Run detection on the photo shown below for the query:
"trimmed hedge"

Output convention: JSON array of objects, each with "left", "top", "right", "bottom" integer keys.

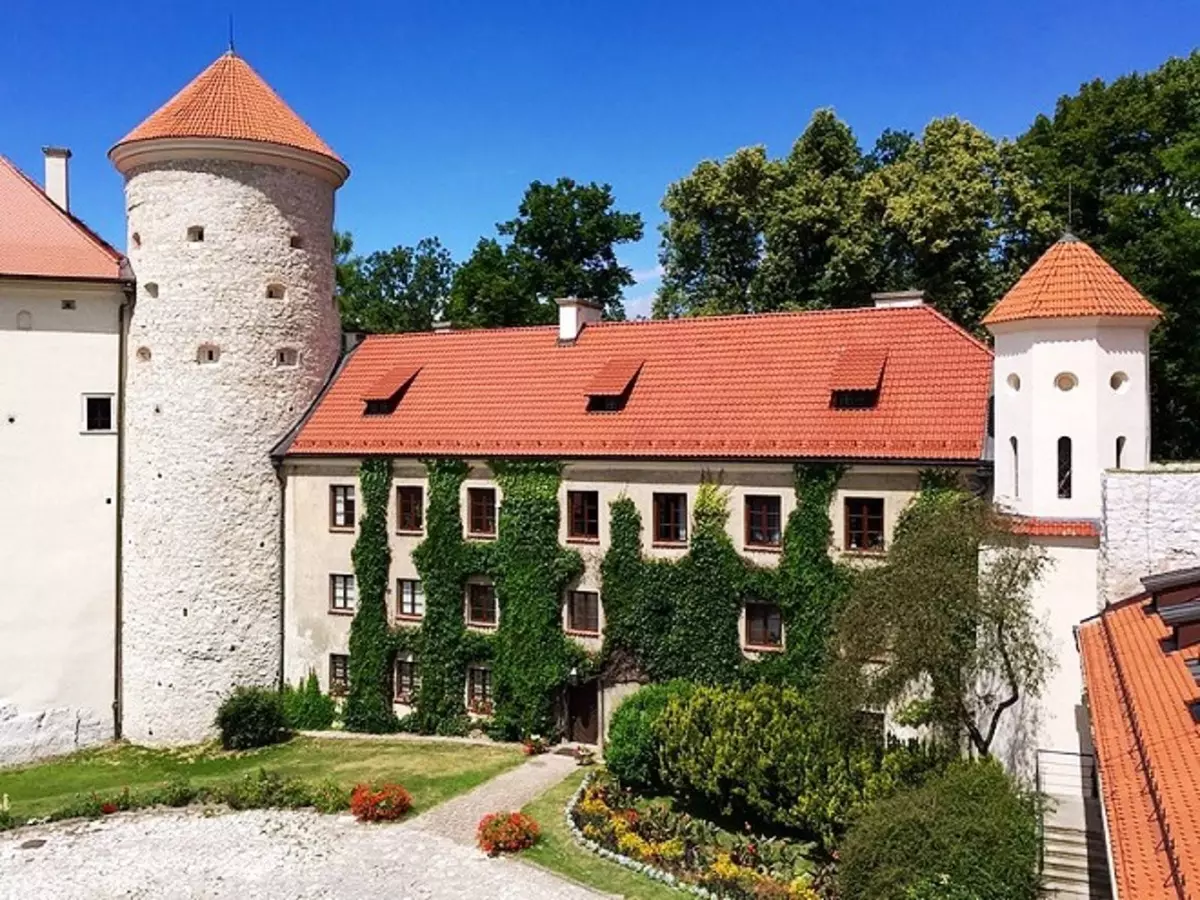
[
  {"left": 604, "top": 680, "right": 694, "bottom": 790},
  {"left": 215, "top": 687, "right": 291, "bottom": 750},
  {"left": 837, "top": 759, "right": 1041, "bottom": 900},
  {"left": 657, "top": 683, "right": 945, "bottom": 848}
]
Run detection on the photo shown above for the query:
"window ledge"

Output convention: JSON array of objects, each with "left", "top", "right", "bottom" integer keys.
[
  {"left": 394, "top": 614, "right": 424, "bottom": 624},
  {"left": 842, "top": 549, "right": 887, "bottom": 558},
  {"left": 566, "top": 537, "right": 601, "bottom": 545},
  {"left": 651, "top": 541, "right": 689, "bottom": 549},
  {"left": 80, "top": 429, "right": 117, "bottom": 436},
  {"left": 328, "top": 608, "right": 355, "bottom": 617},
  {"left": 743, "top": 643, "right": 785, "bottom": 653},
  {"left": 565, "top": 628, "right": 601, "bottom": 638},
  {"left": 396, "top": 529, "right": 424, "bottom": 537},
  {"left": 466, "top": 621, "right": 498, "bottom": 631},
  {"left": 466, "top": 532, "right": 497, "bottom": 541},
  {"left": 745, "top": 543, "right": 782, "bottom": 554},
  {"left": 329, "top": 526, "right": 355, "bottom": 534}
]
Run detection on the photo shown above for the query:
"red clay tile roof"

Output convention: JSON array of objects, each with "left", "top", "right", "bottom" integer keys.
[
  {"left": 0, "top": 155, "right": 125, "bottom": 281},
  {"left": 586, "top": 358, "right": 644, "bottom": 397},
  {"left": 1002, "top": 516, "right": 1100, "bottom": 538},
  {"left": 363, "top": 365, "right": 422, "bottom": 404},
  {"left": 830, "top": 346, "right": 888, "bottom": 392},
  {"left": 1078, "top": 600, "right": 1200, "bottom": 900},
  {"left": 112, "top": 52, "right": 342, "bottom": 164},
  {"left": 982, "top": 235, "right": 1161, "bottom": 326},
  {"left": 284, "top": 305, "right": 993, "bottom": 460}
]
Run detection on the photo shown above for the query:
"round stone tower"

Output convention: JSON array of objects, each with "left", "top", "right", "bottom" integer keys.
[{"left": 110, "top": 52, "right": 348, "bottom": 743}]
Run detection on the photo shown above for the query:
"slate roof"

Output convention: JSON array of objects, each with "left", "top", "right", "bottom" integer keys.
[{"left": 282, "top": 304, "right": 994, "bottom": 461}]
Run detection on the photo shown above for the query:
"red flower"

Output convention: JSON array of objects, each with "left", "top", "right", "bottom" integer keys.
[
  {"left": 350, "top": 783, "right": 413, "bottom": 822},
  {"left": 477, "top": 811, "right": 540, "bottom": 856},
  {"left": 100, "top": 803, "right": 118, "bottom": 815}
]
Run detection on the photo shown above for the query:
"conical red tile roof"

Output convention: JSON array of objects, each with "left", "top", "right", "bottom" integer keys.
[
  {"left": 982, "top": 235, "right": 1161, "bottom": 326},
  {"left": 112, "top": 52, "right": 342, "bottom": 165}
]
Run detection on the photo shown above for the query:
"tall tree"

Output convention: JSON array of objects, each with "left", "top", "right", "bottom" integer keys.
[
  {"left": 336, "top": 233, "right": 455, "bottom": 334},
  {"left": 449, "top": 178, "right": 644, "bottom": 326}
]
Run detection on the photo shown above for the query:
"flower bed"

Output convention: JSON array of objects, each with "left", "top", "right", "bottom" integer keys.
[
  {"left": 477, "top": 811, "right": 541, "bottom": 855},
  {"left": 567, "top": 772, "right": 818, "bottom": 900}
]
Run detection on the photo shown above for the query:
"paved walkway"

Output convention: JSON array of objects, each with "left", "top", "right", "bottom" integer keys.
[{"left": 405, "top": 751, "right": 578, "bottom": 845}]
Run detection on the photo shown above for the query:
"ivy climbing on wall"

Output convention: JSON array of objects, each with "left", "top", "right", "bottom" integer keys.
[{"left": 344, "top": 456, "right": 399, "bottom": 733}]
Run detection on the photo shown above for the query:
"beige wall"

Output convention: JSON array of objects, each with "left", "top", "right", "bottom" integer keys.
[
  {"left": 282, "top": 457, "right": 927, "bottom": 703},
  {"left": 0, "top": 279, "right": 124, "bottom": 743}
]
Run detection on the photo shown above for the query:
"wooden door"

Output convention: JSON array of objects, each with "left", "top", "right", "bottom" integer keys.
[{"left": 567, "top": 681, "right": 599, "bottom": 744}]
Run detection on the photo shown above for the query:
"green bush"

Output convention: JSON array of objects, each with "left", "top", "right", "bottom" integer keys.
[
  {"left": 838, "top": 759, "right": 1041, "bottom": 900},
  {"left": 282, "top": 671, "right": 337, "bottom": 731},
  {"left": 604, "top": 680, "right": 694, "bottom": 790},
  {"left": 657, "top": 683, "right": 944, "bottom": 848},
  {"left": 214, "top": 686, "right": 292, "bottom": 750},
  {"left": 152, "top": 774, "right": 200, "bottom": 807},
  {"left": 216, "top": 768, "right": 314, "bottom": 810}
]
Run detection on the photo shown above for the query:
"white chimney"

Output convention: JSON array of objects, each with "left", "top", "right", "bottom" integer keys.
[
  {"left": 556, "top": 297, "right": 603, "bottom": 342},
  {"left": 871, "top": 289, "right": 925, "bottom": 309},
  {"left": 42, "top": 146, "right": 71, "bottom": 211}
]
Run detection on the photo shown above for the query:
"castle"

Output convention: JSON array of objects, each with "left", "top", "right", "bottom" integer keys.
[{"left": 3, "top": 48, "right": 1199, "bottom": 898}]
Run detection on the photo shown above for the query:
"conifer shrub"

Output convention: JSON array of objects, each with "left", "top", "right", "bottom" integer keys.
[
  {"left": 604, "top": 680, "right": 694, "bottom": 790},
  {"left": 282, "top": 671, "right": 337, "bottom": 730},
  {"left": 214, "top": 686, "right": 292, "bottom": 750},
  {"left": 837, "top": 759, "right": 1041, "bottom": 900}
]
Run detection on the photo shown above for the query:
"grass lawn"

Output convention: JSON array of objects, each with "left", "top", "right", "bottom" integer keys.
[
  {"left": 521, "top": 771, "right": 686, "bottom": 900},
  {"left": 0, "top": 736, "right": 522, "bottom": 820}
]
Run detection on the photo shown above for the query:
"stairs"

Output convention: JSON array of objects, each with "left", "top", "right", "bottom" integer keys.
[{"left": 1037, "top": 750, "right": 1113, "bottom": 899}]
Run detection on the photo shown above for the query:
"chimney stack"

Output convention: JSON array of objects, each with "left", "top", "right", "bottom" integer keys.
[
  {"left": 556, "top": 297, "right": 603, "bottom": 343},
  {"left": 872, "top": 289, "right": 925, "bottom": 309},
  {"left": 42, "top": 146, "right": 71, "bottom": 211}
]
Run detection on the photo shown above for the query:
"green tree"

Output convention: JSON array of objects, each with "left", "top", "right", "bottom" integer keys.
[
  {"left": 338, "top": 237, "right": 454, "bottom": 333},
  {"left": 824, "top": 489, "right": 1053, "bottom": 758},
  {"left": 449, "top": 178, "right": 643, "bottom": 326}
]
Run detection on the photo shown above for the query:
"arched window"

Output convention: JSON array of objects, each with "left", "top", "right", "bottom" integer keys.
[
  {"left": 1057, "top": 437, "right": 1073, "bottom": 499},
  {"left": 265, "top": 283, "right": 286, "bottom": 300},
  {"left": 16, "top": 310, "right": 32, "bottom": 331},
  {"left": 1010, "top": 436, "right": 1019, "bottom": 498},
  {"left": 1116, "top": 435, "right": 1127, "bottom": 469}
]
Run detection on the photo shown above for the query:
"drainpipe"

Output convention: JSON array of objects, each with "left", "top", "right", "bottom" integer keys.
[
  {"left": 113, "top": 282, "right": 133, "bottom": 739},
  {"left": 276, "top": 460, "right": 287, "bottom": 691}
]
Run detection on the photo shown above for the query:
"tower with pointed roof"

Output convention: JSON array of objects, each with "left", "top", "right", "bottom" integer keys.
[{"left": 110, "top": 51, "right": 347, "bottom": 743}]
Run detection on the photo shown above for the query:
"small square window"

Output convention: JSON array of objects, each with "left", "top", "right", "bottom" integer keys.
[
  {"left": 276, "top": 348, "right": 299, "bottom": 367},
  {"left": 466, "top": 582, "right": 498, "bottom": 627},
  {"left": 330, "top": 574, "right": 356, "bottom": 613},
  {"left": 567, "top": 490, "right": 599, "bottom": 541},
  {"left": 330, "top": 485, "right": 355, "bottom": 530},
  {"left": 467, "top": 487, "right": 497, "bottom": 537},
  {"left": 397, "top": 579, "right": 425, "bottom": 619},
  {"left": 566, "top": 590, "right": 601, "bottom": 635},
  {"left": 266, "top": 284, "right": 286, "bottom": 300},
  {"left": 745, "top": 495, "right": 782, "bottom": 548},
  {"left": 329, "top": 654, "right": 349, "bottom": 696},
  {"left": 187, "top": 226, "right": 205, "bottom": 242},
  {"left": 652, "top": 493, "right": 688, "bottom": 545},
  {"left": 845, "top": 497, "right": 885, "bottom": 551},
  {"left": 745, "top": 601, "right": 783, "bottom": 649},
  {"left": 197, "top": 344, "right": 220, "bottom": 364},
  {"left": 61, "top": 299, "right": 76, "bottom": 310},
  {"left": 290, "top": 235, "right": 304, "bottom": 250},
  {"left": 83, "top": 395, "right": 114, "bottom": 433},
  {"left": 397, "top": 486, "right": 424, "bottom": 533}
]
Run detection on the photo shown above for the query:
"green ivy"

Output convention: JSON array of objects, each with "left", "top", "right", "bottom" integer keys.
[{"left": 344, "top": 457, "right": 399, "bottom": 732}]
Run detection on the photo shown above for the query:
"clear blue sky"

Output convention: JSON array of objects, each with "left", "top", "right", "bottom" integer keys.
[{"left": 3, "top": 0, "right": 1197, "bottom": 315}]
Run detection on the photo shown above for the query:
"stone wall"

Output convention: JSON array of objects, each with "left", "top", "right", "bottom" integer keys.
[
  {"left": 0, "top": 699, "right": 106, "bottom": 768},
  {"left": 120, "top": 157, "right": 341, "bottom": 744},
  {"left": 1100, "top": 464, "right": 1200, "bottom": 604}
]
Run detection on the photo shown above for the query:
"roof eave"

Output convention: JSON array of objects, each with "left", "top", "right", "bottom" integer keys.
[{"left": 109, "top": 135, "right": 348, "bottom": 188}]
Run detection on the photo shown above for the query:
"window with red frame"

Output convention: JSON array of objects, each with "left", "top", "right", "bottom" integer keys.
[
  {"left": 745, "top": 601, "right": 783, "bottom": 649},
  {"left": 566, "top": 590, "right": 600, "bottom": 635},
  {"left": 845, "top": 497, "right": 885, "bottom": 551},
  {"left": 745, "top": 495, "right": 782, "bottom": 548},
  {"left": 567, "top": 490, "right": 599, "bottom": 540},
  {"left": 467, "top": 582, "right": 498, "bottom": 627},
  {"left": 397, "top": 486, "right": 424, "bottom": 533},
  {"left": 468, "top": 487, "right": 497, "bottom": 536},
  {"left": 652, "top": 493, "right": 687, "bottom": 544}
]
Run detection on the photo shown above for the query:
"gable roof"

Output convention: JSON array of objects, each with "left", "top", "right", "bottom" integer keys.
[
  {"left": 282, "top": 304, "right": 993, "bottom": 461},
  {"left": 982, "top": 235, "right": 1161, "bottom": 327},
  {"left": 0, "top": 155, "right": 125, "bottom": 281},
  {"left": 112, "top": 52, "right": 342, "bottom": 166},
  {"left": 1078, "top": 593, "right": 1200, "bottom": 900}
]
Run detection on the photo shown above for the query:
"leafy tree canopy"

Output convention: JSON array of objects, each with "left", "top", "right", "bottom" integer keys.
[{"left": 337, "top": 236, "right": 455, "bottom": 333}]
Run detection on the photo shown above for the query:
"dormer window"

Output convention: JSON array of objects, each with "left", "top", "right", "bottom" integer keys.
[
  {"left": 831, "top": 389, "right": 879, "bottom": 409},
  {"left": 586, "top": 358, "right": 643, "bottom": 413},
  {"left": 830, "top": 347, "right": 886, "bottom": 410},
  {"left": 362, "top": 365, "right": 421, "bottom": 416}
]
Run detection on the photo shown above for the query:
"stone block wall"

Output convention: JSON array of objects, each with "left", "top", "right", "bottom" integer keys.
[{"left": 0, "top": 700, "right": 105, "bottom": 768}]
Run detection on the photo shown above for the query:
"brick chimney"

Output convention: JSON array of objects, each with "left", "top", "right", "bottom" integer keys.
[
  {"left": 42, "top": 146, "right": 71, "bottom": 211},
  {"left": 556, "top": 297, "right": 603, "bottom": 343}
]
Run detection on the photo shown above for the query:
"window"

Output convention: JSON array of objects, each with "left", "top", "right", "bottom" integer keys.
[
  {"left": 397, "top": 579, "right": 424, "bottom": 619},
  {"left": 329, "top": 654, "right": 349, "bottom": 696},
  {"left": 1055, "top": 372, "right": 1078, "bottom": 392},
  {"left": 266, "top": 283, "right": 286, "bottom": 299},
  {"left": 290, "top": 235, "right": 304, "bottom": 250},
  {"left": 1006, "top": 373, "right": 1021, "bottom": 392},
  {"left": 83, "top": 395, "right": 114, "bottom": 433},
  {"left": 845, "top": 498, "right": 885, "bottom": 551},
  {"left": 1058, "top": 436, "right": 1073, "bottom": 499},
  {"left": 1116, "top": 435, "right": 1127, "bottom": 469},
  {"left": 745, "top": 601, "right": 783, "bottom": 649},
  {"left": 567, "top": 490, "right": 599, "bottom": 541},
  {"left": 1010, "top": 436, "right": 1019, "bottom": 498},
  {"left": 144, "top": 282, "right": 159, "bottom": 298},
  {"left": 397, "top": 486, "right": 424, "bottom": 533},
  {"left": 467, "top": 582, "right": 498, "bottom": 627},
  {"left": 653, "top": 493, "right": 688, "bottom": 545},
  {"left": 831, "top": 389, "right": 879, "bottom": 409},
  {"left": 187, "top": 226, "right": 204, "bottom": 242},
  {"left": 131, "top": 232, "right": 141, "bottom": 249},
  {"left": 330, "top": 485, "right": 355, "bottom": 529},
  {"left": 275, "top": 348, "right": 298, "bottom": 367},
  {"left": 1110, "top": 371, "right": 1129, "bottom": 393},
  {"left": 394, "top": 658, "right": 420, "bottom": 702},
  {"left": 745, "top": 495, "right": 782, "bottom": 548},
  {"left": 197, "top": 344, "right": 219, "bottom": 364},
  {"left": 467, "top": 665, "right": 493, "bottom": 712},
  {"left": 16, "top": 310, "right": 31, "bottom": 330},
  {"left": 330, "top": 574, "right": 356, "bottom": 613},
  {"left": 468, "top": 487, "right": 497, "bottom": 537},
  {"left": 61, "top": 299, "right": 76, "bottom": 310},
  {"left": 566, "top": 590, "right": 600, "bottom": 635}
]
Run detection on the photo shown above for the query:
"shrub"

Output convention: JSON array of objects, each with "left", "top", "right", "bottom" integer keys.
[
  {"left": 477, "top": 811, "right": 540, "bottom": 855},
  {"left": 605, "top": 680, "right": 694, "bottom": 790},
  {"left": 837, "top": 759, "right": 1041, "bottom": 900},
  {"left": 310, "top": 779, "right": 351, "bottom": 814},
  {"left": 350, "top": 783, "right": 413, "bottom": 822},
  {"left": 657, "top": 683, "right": 946, "bottom": 848},
  {"left": 217, "top": 769, "right": 313, "bottom": 810},
  {"left": 153, "top": 774, "right": 200, "bottom": 808},
  {"left": 215, "top": 686, "right": 291, "bottom": 750},
  {"left": 282, "top": 671, "right": 337, "bottom": 731}
]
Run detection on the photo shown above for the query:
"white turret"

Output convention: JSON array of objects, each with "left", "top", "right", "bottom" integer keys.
[{"left": 109, "top": 52, "right": 347, "bottom": 743}]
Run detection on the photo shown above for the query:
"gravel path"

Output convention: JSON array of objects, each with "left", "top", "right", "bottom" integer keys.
[
  {"left": 407, "top": 752, "right": 578, "bottom": 845},
  {"left": 0, "top": 805, "right": 605, "bottom": 899}
]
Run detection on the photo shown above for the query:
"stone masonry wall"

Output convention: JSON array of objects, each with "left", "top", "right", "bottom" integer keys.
[
  {"left": 120, "top": 158, "right": 341, "bottom": 744},
  {"left": 0, "top": 699, "right": 106, "bottom": 768},
  {"left": 1101, "top": 465, "right": 1200, "bottom": 604}
]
